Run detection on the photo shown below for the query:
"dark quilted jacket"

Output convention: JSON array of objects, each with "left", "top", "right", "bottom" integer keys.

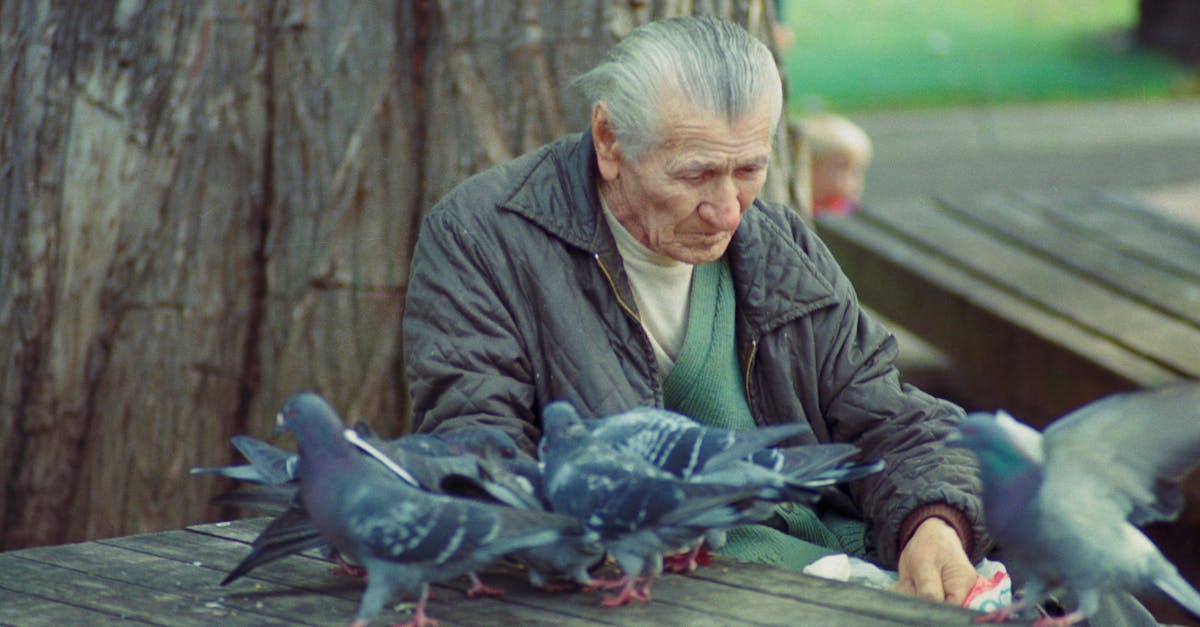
[{"left": 402, "top": 131, "right": 988, "bottom": 567}]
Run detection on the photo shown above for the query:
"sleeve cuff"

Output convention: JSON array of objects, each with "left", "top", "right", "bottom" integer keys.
[{"left": 897, "top": 502, "right": 975, "bottom": 559}]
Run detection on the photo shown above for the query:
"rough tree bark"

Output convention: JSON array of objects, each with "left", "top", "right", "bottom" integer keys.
[{"left": 0, "top": 0, "right": 797, "bottom": 549}]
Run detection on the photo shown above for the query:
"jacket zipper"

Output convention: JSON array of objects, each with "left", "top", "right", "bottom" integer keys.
[
  {"left": 594, "top": 254, "right": 640, "bottom": 322},
  {"left": 744, "top": 337, "right": 759, "bottom": 421}
]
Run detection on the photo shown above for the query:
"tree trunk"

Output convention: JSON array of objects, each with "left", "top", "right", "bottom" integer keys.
[
  {"left": 1137, "top": 0, "right": 1200, "bottom": 64},
  {"left": 0, "top": 0, "right": 796, "bottom": 549}
]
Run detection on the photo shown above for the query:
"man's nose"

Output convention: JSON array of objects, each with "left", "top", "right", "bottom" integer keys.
[{"left": 699, "top": 176, "right": 742, "bottom": 230}]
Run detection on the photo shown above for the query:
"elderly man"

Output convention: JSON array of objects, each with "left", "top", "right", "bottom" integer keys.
[{"left": 403, "top": 16, "right": 985, "bottom": 605}]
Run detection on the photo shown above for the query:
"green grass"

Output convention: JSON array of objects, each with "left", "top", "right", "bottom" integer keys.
[{"left": 780, "top": 0, "right": 1199, "bottom": 113}]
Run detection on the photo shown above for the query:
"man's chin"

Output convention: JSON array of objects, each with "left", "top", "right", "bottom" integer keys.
[{"left": 668, "top": 239, "right": 731, "bottom": 264}]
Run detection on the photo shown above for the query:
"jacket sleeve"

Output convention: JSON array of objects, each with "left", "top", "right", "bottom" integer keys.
[
  {"left": 401, "top": 204, "right": 542, "bottom": 455},
  {"left": 799, "top": 222, "right": 992, "bottom": 568}
]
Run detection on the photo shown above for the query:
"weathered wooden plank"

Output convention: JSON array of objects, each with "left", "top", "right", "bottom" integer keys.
[
  {"left": 690, "top": 559, "right": 978, "bottom": 625},
  {"left": 816, "top": 209, "right": 1172, "bottom": 423},
  {"left": 112, "top": 527, "right": 614, "bottom": 626},
  {"left": 11, "top": 539, "right": 313, "bottom": 626},
  {"left": 1021, "top": 190, "right": 1200, "bottom": 280},
  {"left": 193, "top": 520, "right": 931, "bottom": 626},
  {"left": 0, "top": 583, "right": 158, "bottom": 626},
  {"left": 857, "top": 199, "right": 1200, "bottom": 378},
  {"left": 2, "top": 519, "right": 992, "bottom": 626},
  {"left": 102, "top": 528, "right": 358, "bottom": 596},
  {"left": 0, "top": 551, "right": 241, "bottom": 626},
  {"left": 937, "top": 192, "right": 1200, "bottom": 328}
]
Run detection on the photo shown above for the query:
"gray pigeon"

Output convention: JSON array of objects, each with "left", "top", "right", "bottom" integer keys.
[
  {"left": 354, "top": 430, "right": 606, "bottom": 592},
  {"left": 951, "top": 383, "right": 1200, "bottom": 626},
  {"left": 586, "top": 406, "right": 884, "bottom": 501},
  {"left": 193, "top": 423, "right": 517, "bottom": 490},
  {"left": 201, "top": 422, "right": 537, "bottom": 588},
  {"left": 191, "top": 434, "right": 299, "bottom": 485},
  {"left": 581, "top": 405, "right": 884, "bottom": 570},
  {"left": 276, "top": 392, "right": 578, "bottom": 627},
  {"left": 538, "top": 401, "right": 770, "bottom": 606}
]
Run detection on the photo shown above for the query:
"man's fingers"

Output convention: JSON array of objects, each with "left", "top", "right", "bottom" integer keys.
[
  {"left": 908, "top": 568, "right": 946, "bottom": 602},
  {"left": 892, "top": 575, "right": 943, "bottom": 602}
]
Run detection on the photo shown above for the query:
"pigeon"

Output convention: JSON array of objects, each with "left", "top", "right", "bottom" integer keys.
[
  {"left": 276, "top": 392, "right": 579, "bottom": 627},
  {"left": 582, "top": 405, "right": 885, "bottom": 570},
  {"left": 586, "top": 406, "right": 885, "bottom": 501},
  {"left": 538, "top": 401, "right": 771, "bottom": 606},
  {"left": 354, "top": 428, "right": 606, "bottom": 592},
  {"left": 950, "top": 383, "right": 1200, "bottom": 626},
  {"left": 193, "top": 423, "right": 521, "bottom": 491},
  {"left": 191, "top": 434, "right": 299, "bottom": 485},
  {"left": 200, "top": 421, "right": 540, "bottom": 588}
]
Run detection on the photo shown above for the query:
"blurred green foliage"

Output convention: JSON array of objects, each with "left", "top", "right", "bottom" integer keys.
[{"left": 780, "top": 0, "right": 1199, "bottom": 112}]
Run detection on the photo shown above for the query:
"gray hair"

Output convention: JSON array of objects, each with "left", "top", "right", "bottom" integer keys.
[{"left": 573, "top": 16, "right": 783, "bottom": 159}]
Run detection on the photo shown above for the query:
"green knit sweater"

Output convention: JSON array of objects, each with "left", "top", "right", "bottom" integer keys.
[{"left": 662, "top": 260, "right": 863, "bottom": 570}]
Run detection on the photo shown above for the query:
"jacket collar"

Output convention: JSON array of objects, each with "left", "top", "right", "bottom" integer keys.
[{"left": 501, "top": 130, "right": 612, "bottom": 255}]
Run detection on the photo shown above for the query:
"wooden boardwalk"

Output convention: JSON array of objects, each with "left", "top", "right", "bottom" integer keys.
[
  {"left": 0, "top": 518, "right": 978, "bottom": 625},
  {"left": 817, "top": 189, "right": 1200, "bottom": 426}
]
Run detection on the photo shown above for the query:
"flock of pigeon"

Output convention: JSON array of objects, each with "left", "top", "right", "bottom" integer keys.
[
  {"left": 193, "top": 394, "right": 883, "bottom": 626},
  {"left": 193, "top": 383, "right": 1200, "bottom": 627}
]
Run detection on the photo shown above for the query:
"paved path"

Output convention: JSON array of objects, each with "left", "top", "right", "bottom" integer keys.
[
  {"left": 848, "top": 96, "right": 1200, "bottom": 396},
  {"left": 856, "top": 97, "right": 1200, "bottom": 221}
]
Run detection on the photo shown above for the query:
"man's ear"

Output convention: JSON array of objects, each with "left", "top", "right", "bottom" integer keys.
[{"left": 591, "top": 103, "right": 621, "bottom": 182}]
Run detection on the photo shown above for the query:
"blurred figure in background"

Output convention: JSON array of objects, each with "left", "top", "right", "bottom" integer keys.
[{"left": 802, "top": 114, "right": 873, "bottom": 216}]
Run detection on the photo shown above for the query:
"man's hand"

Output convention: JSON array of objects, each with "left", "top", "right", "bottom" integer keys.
[{"left": 891, "top": 517, "right": 976, "bottom": 605}]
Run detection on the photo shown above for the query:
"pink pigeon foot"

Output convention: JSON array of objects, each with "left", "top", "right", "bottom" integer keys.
[
  {"left": 663, "top": 544, "right": 715, "bottom": 573},
  {"left": 331, "top": 555, "right": 367, "bottom": 580},
  {"left": 600, "top": 576, "right": 652, "bottom": 607},
  {"left": 583, "top": 575, "right": 630, "bottom": 592},
  {"left": 394, "top": 585, "right": 439, "bottom": 627},
  {"left": 465, "top": 572, "right": 506, "bottom": 597}
]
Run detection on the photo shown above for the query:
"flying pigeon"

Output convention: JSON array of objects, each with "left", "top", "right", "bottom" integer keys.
[
  {"left": 538, "top": 401, "right": 771, "bottom": 606},
  {"left": 950, "top": 383, "right": 1200, "bottom": 626},
  {"left": 276, "top": 392, "right": 578, "bottom": 627}
]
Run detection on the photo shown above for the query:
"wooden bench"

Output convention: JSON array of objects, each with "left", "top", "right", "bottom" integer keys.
[
  {"left": 815, "top": 190, "right": 1200, "bottom": 624},
  {"left": 816, "top": 189, "right": 1200, "bottom": 425}
]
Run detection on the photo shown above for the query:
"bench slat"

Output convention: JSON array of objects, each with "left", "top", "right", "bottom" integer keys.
[
  {"left": 855, "top": 199, "right": 1200, "bottom": 378},
  {"left": 816, "top": 209, "right": 1174, "bottom": 422},
  {"left": 937, "top": 192, "right": 1200, "bottom": 328}
]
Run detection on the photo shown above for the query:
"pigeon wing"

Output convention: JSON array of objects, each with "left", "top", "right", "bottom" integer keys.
[{"left": 1043, "top": 383, "right": 1200, "bottom": 523}]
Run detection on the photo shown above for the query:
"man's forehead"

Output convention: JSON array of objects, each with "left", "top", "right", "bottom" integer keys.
[
  {"left": 656, "top": 126, "right": 773, "bottom": 165},
  {"left": 665, "top": 151, "right": 770, "bottom": 170}
]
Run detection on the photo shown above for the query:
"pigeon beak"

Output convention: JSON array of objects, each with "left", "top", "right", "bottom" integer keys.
[
  {"left": 274, "top": 411, "right": 286, "bottom": 435},
  {"left": 945, "top": 430, "right": 964, "bottom": 446}
]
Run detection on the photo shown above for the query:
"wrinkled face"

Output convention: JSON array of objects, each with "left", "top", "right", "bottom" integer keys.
[{"left": 594, "top": 94, "right": 775, "bottom": 264}]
